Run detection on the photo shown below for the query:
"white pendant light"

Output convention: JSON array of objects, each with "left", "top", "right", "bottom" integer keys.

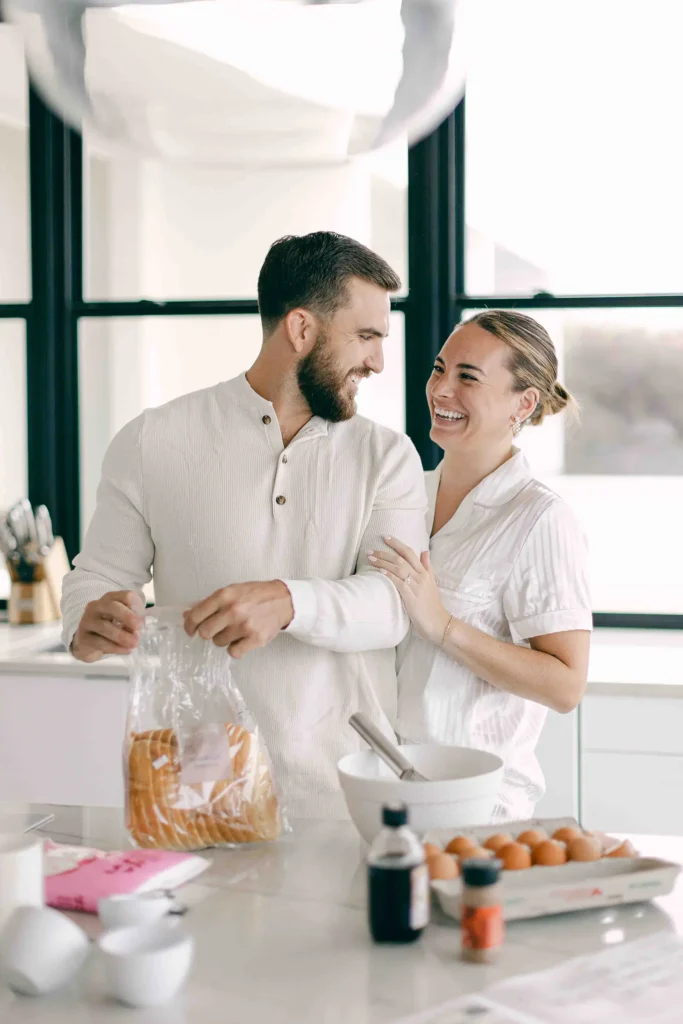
[{"left": 4, "top": 0, "right": 466, "bottom": 164}]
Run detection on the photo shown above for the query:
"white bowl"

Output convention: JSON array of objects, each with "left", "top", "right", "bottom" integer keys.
[
  {"left": 0, "top": 905, "right": 89, "bottom": 996},
  {"left": 97, "top": 919, "right": 193, "bottom": 1008},
  {"left": 98, "top": 891, "right": 174, "bottom": 931},
  {"left": 338, "top": 744, "right": 504, "bottom": 843}
]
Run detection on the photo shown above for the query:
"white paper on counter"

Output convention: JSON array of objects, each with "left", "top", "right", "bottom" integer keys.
[
  {"left": 485, "top": 932, "right": 683, "bottom": 1024},
  {"left": 393, "top": 934, "right": 683, "bottom": 1024},
  {"left": 391, "top": 995, "right": 535, "bottom": 1024}
]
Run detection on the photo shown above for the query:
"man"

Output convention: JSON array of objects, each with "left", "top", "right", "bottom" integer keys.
[{"left": 62, "top": 231, "right": 428, "bottom": 818}]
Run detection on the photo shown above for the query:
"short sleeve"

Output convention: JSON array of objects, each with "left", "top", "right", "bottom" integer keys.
[{"left": 503, "top": 499, "right": 593, "bottom": 643}]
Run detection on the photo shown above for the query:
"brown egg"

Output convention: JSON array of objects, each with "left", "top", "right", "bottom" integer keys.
[
  {"left": 483, "top": 833, "right": 512, "bottom": 854},
  {"left": 567, "top": 836, "right": 602, "bottom": 862},
  {"left": 552, "top": 826, "right": 583, "bottom": 845},
  {"left": 516, "top": 828, "right": 548, "bottom": 849},
  {"left": 427, "top": 852, "right": 459, "bottom": 881},
  {"left": 423, "top": 842, "right": 442, "bottom": 859},
  {"left": 460, "top": 845, "right": 494, "bottom": 862},
  {"left": 445, "top": 836, "right": 478, "bottom": 857},
  {"left": 532, "top": 839, "right": 568, "bottom": 867},
  {"left": 499, "top": 842, "right": 533, "bottom": 871},
  {"left": 607, "top": 840, "right": 637, "bottom": 859}
]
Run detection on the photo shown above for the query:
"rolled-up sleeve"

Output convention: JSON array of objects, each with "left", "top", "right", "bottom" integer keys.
[{"left": 503, "top": 499, "right": 593, "bottom": 643}]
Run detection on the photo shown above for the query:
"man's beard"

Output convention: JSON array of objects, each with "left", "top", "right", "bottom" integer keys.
[{"left": 297, "top": 332, "right": 368, "bottom": 423}]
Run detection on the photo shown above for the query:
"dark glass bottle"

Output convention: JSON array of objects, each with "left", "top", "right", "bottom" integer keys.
[{"left": 367, "top": 803, "right": 430, "bottom": 944}]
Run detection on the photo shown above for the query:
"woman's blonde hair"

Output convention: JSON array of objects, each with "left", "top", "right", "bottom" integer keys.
[{"left": 465, "top": 309, "right": 575, "bottom": 426}]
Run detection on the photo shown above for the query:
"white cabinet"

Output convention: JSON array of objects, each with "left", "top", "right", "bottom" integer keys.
[
  {"left": 534, "top": 708, "right": 579, "bottom": 819},
  {"left": 0, "top": 672, "right": 130, "bottom": 807},
  {"left": 582, "top": 696, "right": 683, "bottom": 755},
  {"left": 582, "top": 752, "right": 683, "bottom": 834},
  {"left": 581, "top": 694, "right": 683, "bottom": 835}
]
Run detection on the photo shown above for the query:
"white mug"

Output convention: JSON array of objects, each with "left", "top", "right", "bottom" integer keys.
[
  {"left": 0, "top": 834, "right": 43, "bottom": 933},
  {"left": 98, "top": 891, "right": 174, "bottom": 931},
  {"left": 98, "top": 920, "right": 194, "bottom": 1008},
  {"left": 0, "top": 905, "right": 89, "bottom": 996}
]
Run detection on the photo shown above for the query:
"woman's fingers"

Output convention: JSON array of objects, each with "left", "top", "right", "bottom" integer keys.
[
  {"left": 377, "top": 566, "right": 404, "bottom": 590},
  {"left": 383, "top": 536, "right": 423, "bottom": 573},
  {"left": 368, "top": 552, "right": 408, "bottom": 578},
  {"left": 367, "top": 548, "right": 400, "bottom": 566}
]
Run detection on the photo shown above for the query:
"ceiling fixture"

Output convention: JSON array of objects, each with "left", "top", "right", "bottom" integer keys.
[{"left": 3, "top": 0, "right": 466, "bottom": 164}]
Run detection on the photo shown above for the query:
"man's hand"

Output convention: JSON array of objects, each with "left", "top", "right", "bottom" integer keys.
[
  {"left": 71, "top": 591, "right": 145, "bottom": 663},
  {"left": 183, "top": 580, "right": 294, "bottom": 659}
]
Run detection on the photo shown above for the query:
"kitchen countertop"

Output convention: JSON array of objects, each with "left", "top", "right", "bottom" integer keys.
[
  {"left": 0, "top": 622, "right": 681, "bottom": 693},
  {"left": 0, "top": 804, "right": 682, "bottom": 1023},
  {"left": 0, "top": 621, "right": 128, "bottom": 678}
]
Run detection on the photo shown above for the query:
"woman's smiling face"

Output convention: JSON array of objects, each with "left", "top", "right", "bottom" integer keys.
[{"left": 427, "top": 321, "right": 539, "bottom": 454}]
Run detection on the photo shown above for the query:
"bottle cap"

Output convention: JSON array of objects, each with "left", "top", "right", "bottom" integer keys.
[
  {"left": 382, "top": 803, "right": 408, "bottom": 828},
  {"left": 461, "top": 858, "right": 501, "bottom": 887}
]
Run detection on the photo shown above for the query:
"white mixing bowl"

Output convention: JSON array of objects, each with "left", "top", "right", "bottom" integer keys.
[{"left": 338, "top": 744, "right": 504, "bottom": 844}]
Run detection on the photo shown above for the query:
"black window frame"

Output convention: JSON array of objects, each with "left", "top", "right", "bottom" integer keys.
[{"left": 1, "top": 87, "right": 679, "bottom": 629}]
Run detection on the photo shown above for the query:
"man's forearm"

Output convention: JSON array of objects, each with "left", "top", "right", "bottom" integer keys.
[{"left": 281, "top": 571, "right": 409, "bottom": 652}]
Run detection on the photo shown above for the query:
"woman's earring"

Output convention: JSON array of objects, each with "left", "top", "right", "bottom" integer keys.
[{"left": 512, "top": 417, "right": 522, "bottom": 436}]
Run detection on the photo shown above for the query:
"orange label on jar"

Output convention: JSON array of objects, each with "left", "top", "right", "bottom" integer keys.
[{"left": 461, "top": 904, "right": 504, "bottom": 950}]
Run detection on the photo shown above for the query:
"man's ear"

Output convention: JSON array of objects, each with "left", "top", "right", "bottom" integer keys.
[{"left": 284, "top": 308, "right": 317, "bottom": 355}]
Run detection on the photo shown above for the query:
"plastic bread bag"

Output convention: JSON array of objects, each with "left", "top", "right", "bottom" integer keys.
[{"left": 124, "top": 607, "right": 288, "bottom": 850}]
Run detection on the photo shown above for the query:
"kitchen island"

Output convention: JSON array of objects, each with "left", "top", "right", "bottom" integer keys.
[
  {"left": 1, "top": 804, "right": 682, "bottom": 1023},
  {"left": 1, "top": 622, "right": 682, "bottom": 831}
]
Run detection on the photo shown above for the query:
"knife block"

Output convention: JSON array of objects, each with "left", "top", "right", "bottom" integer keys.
[{"left": 6, "top": 537, "right": 71, "bottom": 625}]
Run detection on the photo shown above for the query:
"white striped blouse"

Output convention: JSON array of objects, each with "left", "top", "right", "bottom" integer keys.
[{"left": 396, "top": 449, "right": 592, "bottom": 821}]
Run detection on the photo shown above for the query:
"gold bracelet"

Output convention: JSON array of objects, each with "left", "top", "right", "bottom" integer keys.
[{"left": 440, "top": 614, "right": 454, "bottom": 649}]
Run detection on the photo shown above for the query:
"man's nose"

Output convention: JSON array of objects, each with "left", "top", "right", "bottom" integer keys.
[{"left": 365, "top": 341, "right": 384, "bottom": 375}]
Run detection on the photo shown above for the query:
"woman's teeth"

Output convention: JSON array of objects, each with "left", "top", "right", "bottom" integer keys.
[{"left": 434, "top": 407, "right": 466, "bottom": 421}]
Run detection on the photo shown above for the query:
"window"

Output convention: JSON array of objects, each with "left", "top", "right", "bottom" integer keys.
[
  {"left": 457, "top": 2, "right": 683, "bottom": 622},
  {"left": 0, "top": 27, "right": 30, "bottom": 600},
  {"left": 466, "top": 1, "right": 683, "bottom": 296},
  {"left": 0, "top": 320, "right": 27, "bottom": 512},
  {"left": 78, "top": 312, "right": 405, "bottom": 537},
  {"left": 6, "top": 7, "right": 681, "bottom": 626},
  {"left": 462, "top": 307, "right": 683, "bottom": 615},
  {"left": 0, "top": 320, "right": 27, "bottom": 600}
]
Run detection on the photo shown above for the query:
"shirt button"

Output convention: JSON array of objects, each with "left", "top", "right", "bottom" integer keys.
[
  {"left": 262, "top": 415, "right": 271, "bottom": 425},
  {"left": 276, "top": 495, "right": 286, "bottom": 505},
  {"left": 282, "top": 455, "right": 288, "bottom": 464}
]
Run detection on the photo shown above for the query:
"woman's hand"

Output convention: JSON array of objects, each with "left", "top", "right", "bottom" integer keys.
[{"left": 368, "top": 537, "right": 450, "bottom": 645}]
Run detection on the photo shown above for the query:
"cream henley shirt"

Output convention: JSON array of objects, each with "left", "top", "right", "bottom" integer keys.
[{"left": 62, "top": 373, "right": 428, "bottom": 818}]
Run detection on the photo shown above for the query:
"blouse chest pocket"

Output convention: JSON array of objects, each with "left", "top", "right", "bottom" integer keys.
[{"left": 436, "top": 560, "right": 513, "bottom": 609}]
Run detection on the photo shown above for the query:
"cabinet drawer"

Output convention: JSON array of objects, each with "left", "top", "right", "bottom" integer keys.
[
  {"left": 581, "top": 752, "right": 683, "bottom": 835},
  {"left": 582, "top": 696, "right": 683, "bottom": 755}
]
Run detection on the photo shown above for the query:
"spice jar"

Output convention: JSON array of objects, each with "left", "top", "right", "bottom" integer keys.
[{"left": 460, "top": 858, "right": 504, "bottom": 963}]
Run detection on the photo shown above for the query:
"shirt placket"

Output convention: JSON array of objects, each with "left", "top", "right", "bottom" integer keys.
[{"left": 259, "top": 413, "right": 326, "bottom": 516}]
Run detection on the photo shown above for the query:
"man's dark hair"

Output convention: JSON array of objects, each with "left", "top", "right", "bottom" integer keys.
[{"left": 257, "top": 231, "right": 401, "bottom": 335}]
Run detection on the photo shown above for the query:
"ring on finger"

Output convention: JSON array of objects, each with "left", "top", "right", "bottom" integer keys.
[{"left": 404, "top": 573, "right": 412, "bottom": 587}]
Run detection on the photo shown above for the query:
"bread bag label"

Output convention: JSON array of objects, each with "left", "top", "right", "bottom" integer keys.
[{"left": 179, "top": 724, "right": 234, "bottom": 784}]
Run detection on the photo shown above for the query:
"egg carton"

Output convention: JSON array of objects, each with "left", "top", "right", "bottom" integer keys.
[{"left": 427, "top": 816, "right": 681, "bottom": 923}]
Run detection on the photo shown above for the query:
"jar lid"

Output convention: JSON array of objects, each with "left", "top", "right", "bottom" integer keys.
[
  {"left": 461, "top": 858, "right": 501, "bottom": 887},
  {"left": 382, "top": 803, "right": 408, "bottom": 827}
]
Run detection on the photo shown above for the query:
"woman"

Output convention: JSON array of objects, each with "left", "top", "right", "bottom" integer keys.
[{"left": 367, "top": 310, "right": 592, "bottom": 821}]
